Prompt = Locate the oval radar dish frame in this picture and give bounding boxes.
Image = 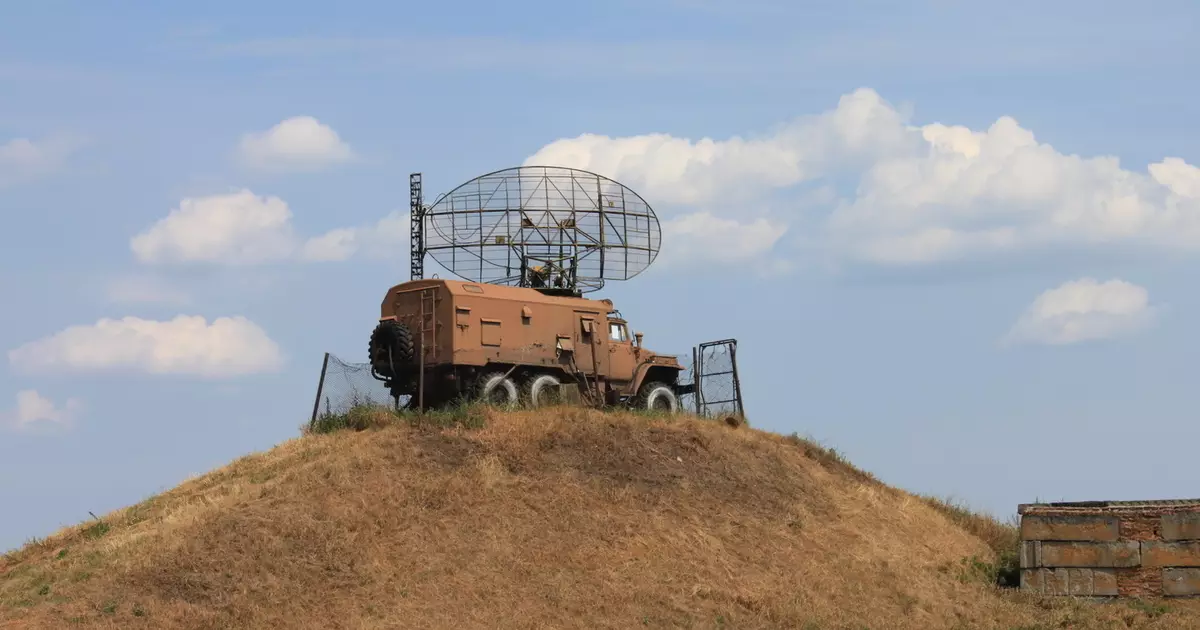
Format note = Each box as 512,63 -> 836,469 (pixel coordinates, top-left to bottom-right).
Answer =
422,165 -> 661,294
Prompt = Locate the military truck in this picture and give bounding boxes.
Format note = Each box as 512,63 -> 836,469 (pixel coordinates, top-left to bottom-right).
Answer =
368,278 -> 691,411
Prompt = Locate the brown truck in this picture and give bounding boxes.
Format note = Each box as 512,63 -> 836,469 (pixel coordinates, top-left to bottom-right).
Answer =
368,278 -> 691,411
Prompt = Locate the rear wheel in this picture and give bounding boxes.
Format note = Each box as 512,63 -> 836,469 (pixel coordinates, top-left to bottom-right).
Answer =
526,373 -> 565,408
476,371 -> 519,408
368,320 -> 414,377
635,381 -> 678,413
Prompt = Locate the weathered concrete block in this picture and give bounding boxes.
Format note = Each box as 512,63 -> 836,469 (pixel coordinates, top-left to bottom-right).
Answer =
1030,567 -> 1120,597
1021,541 -> 1041,568
1045,568 -> 1070,596
1093,569 -> 1118,596
1068,568 -> 1094,596
1141,541 -> 1200,568
1021,569 -> 1044,593
1021,514 -> 1120,541
1162,513 -> 1200,542
1162,568 -> 1200,596
1040,541 -> 1141,568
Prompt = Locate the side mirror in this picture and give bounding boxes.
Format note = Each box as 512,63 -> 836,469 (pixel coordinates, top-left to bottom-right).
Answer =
634,332 -> 643,348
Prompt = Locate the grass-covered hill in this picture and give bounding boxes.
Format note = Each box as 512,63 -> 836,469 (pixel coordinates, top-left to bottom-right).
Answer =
3,405 -> 1198,629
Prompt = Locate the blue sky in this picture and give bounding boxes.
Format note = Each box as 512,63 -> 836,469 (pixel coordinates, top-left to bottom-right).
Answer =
3,0 -> 1200,550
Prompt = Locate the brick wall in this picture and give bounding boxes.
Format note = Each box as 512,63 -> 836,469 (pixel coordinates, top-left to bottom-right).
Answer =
1019,500 -> 1200,597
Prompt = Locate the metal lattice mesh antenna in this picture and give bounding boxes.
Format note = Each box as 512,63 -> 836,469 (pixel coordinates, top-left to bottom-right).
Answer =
423,165 -> 661,293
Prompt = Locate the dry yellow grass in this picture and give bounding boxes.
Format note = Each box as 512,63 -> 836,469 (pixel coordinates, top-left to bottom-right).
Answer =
2,406 -> 1199,629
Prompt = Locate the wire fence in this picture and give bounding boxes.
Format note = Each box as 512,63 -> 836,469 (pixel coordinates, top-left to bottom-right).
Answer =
310,339 -> 744,423
309,353 -> 401,422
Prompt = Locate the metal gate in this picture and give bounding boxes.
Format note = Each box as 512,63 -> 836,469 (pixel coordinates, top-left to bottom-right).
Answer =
686,339 -> 745,419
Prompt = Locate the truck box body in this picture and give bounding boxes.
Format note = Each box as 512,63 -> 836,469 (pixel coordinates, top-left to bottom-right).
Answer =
374,278 -> 686,405
382,278 -> 622,373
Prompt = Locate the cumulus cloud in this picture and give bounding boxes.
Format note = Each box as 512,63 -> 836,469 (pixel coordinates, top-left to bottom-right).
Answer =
236,116 -> 354,172
130,190 -> 406,266
660,212 -> 788,269
8,315 -> 284,377
0,134 -> 82,188
131,190 -> 299,264
133,88 -> 1200,276
3,390 -> 82,432
1004,278 -> 1158,346
525,88 -> 911,207
524,87 -> 1200,268
299,211 -> 410,262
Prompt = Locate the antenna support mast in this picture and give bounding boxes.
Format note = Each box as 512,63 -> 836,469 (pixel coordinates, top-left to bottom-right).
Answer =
410,172 -> 425,281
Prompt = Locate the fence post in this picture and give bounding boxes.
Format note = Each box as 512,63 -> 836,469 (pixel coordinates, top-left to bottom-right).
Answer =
309,352 -> 330,428
729,340 -> 745,418
692,345 -> 701,415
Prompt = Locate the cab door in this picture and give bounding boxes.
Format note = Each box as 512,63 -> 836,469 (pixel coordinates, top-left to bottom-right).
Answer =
606,320 -> 637,387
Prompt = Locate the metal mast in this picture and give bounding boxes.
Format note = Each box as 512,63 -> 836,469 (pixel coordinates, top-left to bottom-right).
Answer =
410,173 -> 425,280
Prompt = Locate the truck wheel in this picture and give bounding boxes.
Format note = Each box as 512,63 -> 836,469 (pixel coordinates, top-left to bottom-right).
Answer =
636,381 -> 678,413
526,373 -> 564,408
369,320 -> 414,376
476,371 -> 518,408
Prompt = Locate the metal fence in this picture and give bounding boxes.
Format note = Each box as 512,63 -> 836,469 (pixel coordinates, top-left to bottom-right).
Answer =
309,353 -> 402,423
310,338 -> 745,423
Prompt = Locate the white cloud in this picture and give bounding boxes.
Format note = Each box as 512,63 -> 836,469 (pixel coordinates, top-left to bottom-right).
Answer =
133,88 -> 1200,277
300,211 -> 410,262
1004,278 -> 1158,346
236,116 -> 354,172
3,390 -> 82,432
130,190 -> 407,266
8,315 -> 284,377
826,118 -> 1200,265
0,134 -> 82,188
660,212 -> 788,269
523,87 -> 1200,269
131,190 -> 299,265
525,87 -> 910,208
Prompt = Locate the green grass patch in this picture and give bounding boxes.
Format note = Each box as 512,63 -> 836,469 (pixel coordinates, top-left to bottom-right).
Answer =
922,495 -> 1020,588
1128,599 -> 1170,618
307,399 -> 491,435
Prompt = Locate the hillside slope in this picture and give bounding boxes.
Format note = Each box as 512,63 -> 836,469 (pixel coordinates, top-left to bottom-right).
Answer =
3,407 -> 1199,629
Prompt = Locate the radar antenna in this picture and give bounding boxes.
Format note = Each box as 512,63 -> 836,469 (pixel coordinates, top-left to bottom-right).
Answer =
411,165 -> 661,296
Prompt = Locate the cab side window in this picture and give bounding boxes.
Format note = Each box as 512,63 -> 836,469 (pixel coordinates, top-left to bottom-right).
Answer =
609,322 -> 628,342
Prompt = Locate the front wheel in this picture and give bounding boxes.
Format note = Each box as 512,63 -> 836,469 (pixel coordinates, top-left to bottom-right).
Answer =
635,381 -> 678,413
